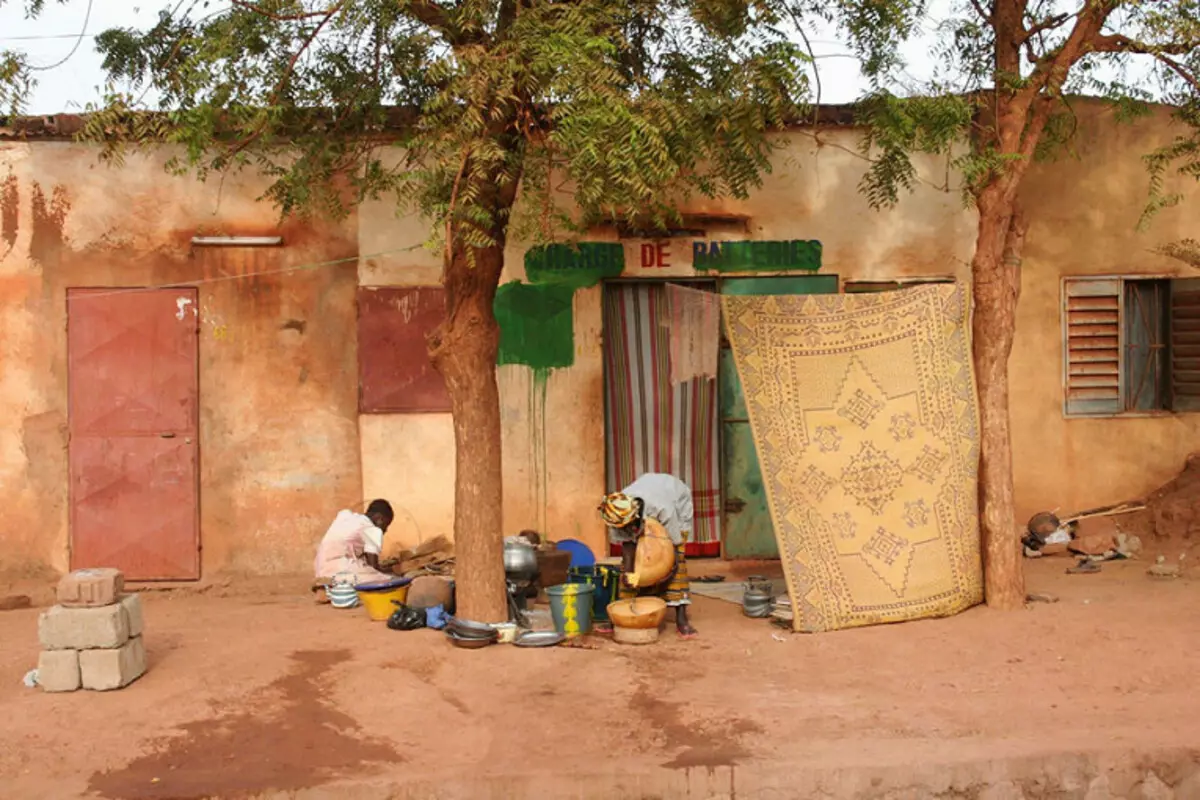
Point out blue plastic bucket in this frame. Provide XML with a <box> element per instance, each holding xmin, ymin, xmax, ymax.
<box><xmin>545</xmin><ymin>583</ymin><xmax>595</xmax><ymax>638</ymax></box>
<box><xmin>567</xmin><ymin>564</ymin><xmax>621</xmax><ymax>622</ymax></box>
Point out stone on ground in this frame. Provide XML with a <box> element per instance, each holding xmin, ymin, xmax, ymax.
<box><xmin>36</xmin><ymin>649</ymin><xmax>80</xmax><ymax>693</ymax></box>
<box><xmin>39</xmin><ymin>603</ymin><xmax>130</xmax><ymax>650</ymax></box>
<box><xmin>118</xmin><ymin>594</ymin><xmax>144</xmax><ymax>637</ymax></box>
<box><xmin>79</xmin><ymin>636</ymin><xmax>146</xmax><ymax>691</ymax></box>
<box><xmin>56</xmin><ymin>568</ymin><xmax>124</xmax><ymax>608</ymax></box>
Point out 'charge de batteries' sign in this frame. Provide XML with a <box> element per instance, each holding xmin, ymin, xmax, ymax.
<box><xmin>523</xmin><ymin>239</ymin><xmax>824</xmax><ymax>282</ymax></box>
<box><xmin>634</xmin><ymin>239</ymin><xmax>822</xmax><ymax>273</ymax></box>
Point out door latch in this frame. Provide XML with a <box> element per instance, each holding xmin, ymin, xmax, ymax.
<box><xmin>724</xmin><ymin>497</ymin><xmax>747</xmax><ymax>514</ymax></box>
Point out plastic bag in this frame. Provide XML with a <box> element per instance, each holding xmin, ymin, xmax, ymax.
<box><xmin>425</xmin><ymin>604</ymin><xmax>447</xmax><ymax>630</ymax></box>
<box><xmin>386</xmin><ymin>603</ymin><xmax>426</xmax><ymax>631</ymax></box>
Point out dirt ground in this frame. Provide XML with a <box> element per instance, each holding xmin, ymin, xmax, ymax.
<box><xmin>2</xmin><ymin>559</ymin><xmax>1200</xmax><ymax>800</ymax></box>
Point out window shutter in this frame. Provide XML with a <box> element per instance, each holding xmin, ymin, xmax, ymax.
<box><xmin>1063</xmin><ymin>278</ymin><xmax>1123</xmax><ymax>416</ymax></box>
<box><xmin>1169</xmin><ymin>278</ymin><xmax>1200</xmax><ymax>412</ymax></box>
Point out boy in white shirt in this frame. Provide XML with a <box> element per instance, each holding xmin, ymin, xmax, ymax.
<box><xmin>312</xmin><ymin>499</ymin><xmax>395</xmax><ymax>602</ymax></box>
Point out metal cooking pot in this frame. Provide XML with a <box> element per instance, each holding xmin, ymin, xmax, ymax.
<box><xmin>503</xmin><ymin>541</ymin><xmax>539</xmax><ymax>581</ymax></box>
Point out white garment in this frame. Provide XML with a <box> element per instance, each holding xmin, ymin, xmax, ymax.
<box><xmin>608</xmin><ymin>473</ymin><xmax>694</xmax><ymax>546</ymax></box>
<box><xmin>313</xmin><ymin>510</ymin><xmax>390</xmax><ymax>583</ymax></box>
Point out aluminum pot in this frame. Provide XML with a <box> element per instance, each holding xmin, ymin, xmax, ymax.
<box><xmin>503</xmin><ymin>541</ymin><xmax>539</xmax><ymax>581</ymax></box>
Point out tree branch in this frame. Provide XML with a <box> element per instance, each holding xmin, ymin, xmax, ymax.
<box><xmin>230</xmin><ymin>0</ymin><xmax>339</xmax><ymax>23</ymax></box>
<box><xmin>406</xmin><ymin>0</ymin><xmax>452</xmax><ymax>35</ymax></box>
<box><xmin>1018</xmin><ymin>12</ymin><xmax>1070</xmax><ymax>45</ymax></box>
<box><xmin>218</xmin><ymin>3</ymin><xmax>342</xmax><ymax>162</ymax></box>
<box><xmin>496</xmin><ymin>0</ymin><xmax>517</xmax><ymax>37</ymax></box>
<box><xmin>1093</xmin><ymin>33</ymin><xmax>1200</xmax><ymax>57</ymax></box>
<box><xmin>968</xmin><ymin>0</ymin><xmax>991</xmax><ymax>25</ymax></box>
<box><xmin>1156</xmin><ymin>52</ymin><xmax>1200</xmax><ymax>95</ymax></box>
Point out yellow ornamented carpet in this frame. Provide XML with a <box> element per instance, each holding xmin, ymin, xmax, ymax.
<box><xmin>723</xmin><ymin>284</ymin><xmax>983</xmax><ymax>632</ymax></box>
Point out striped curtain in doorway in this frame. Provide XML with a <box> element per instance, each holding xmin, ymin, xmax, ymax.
<box><xmin>603</xmin><ymin>283</ymin><xmax>722</xmax><ymax>556</ymax></box>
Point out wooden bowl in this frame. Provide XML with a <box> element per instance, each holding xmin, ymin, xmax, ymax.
<box><xmin>629</xmin><ymin>520</ymin><xmax>675</xmax><ymax>587</ymax></box>
<box><xmin>612</xmin><ymin>625</ymin><xmax>660</xmax><ymax>645</ymax></box>
<box><xmin>607</xmin><ymin>597</ymin><xmax>667</xmax><ymax>629</ymax></box>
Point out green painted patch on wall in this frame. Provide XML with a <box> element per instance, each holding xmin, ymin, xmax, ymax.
<box><xmin>494</xmin><ymin>281</ymin><xmax>575</xmax><ymax>370</ymax></box>
<box><xmin>693</xmin><ymin>239</ymin><xmax>822</xmax><ymax>272</ymax></box>
<box><xmin>524</xmin><ymin>243</ymin><xmax>624</xmax><ymax>287</ymax></box>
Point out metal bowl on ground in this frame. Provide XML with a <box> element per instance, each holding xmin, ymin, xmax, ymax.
<box><xmin>513</xmin><ymin>630</ymin><xmax>565</xmax><ymax>648</ymax></box>
<box><xmin>444</xmin><ymin>629</ymin><xmax>495</xmax><ymax>649</ymax></box>
<box><xmin>447</xmin><ymin>616</ymin><xmax>499</xmax><ymax>639</ymax></box>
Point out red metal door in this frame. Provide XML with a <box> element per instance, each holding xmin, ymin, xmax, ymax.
<box><xmin>68</xmin><ymin>288</ymin><xmax>200</xmax><ymax>580</ymax></box>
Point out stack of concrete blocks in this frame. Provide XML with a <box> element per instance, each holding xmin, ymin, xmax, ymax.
<box><xmin>37</xmin><ymin>568</ymin><xmax>146</xmax><ymax>693</ymax></box>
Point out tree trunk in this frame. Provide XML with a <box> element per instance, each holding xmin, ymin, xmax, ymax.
<box><xmin>429</xmin><ymin>242</ymin><xmax>509</xmax><ymax>623</ymax></box>
<box><xmin>970</xmin><ymin>186</ymin><xmax>1027</xmax><ymax>610</ymax></box>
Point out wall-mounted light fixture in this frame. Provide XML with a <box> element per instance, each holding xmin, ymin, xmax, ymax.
<box><xmin>190</xmin><ymin>236</ymin><xmax>283</xmax><ymax>247</ymax></box>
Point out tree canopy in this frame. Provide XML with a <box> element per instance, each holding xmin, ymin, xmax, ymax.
<box><xmin>82</xmin><ymin>0</ymin><xmax>831</xmax><ymax>246</ymax></box>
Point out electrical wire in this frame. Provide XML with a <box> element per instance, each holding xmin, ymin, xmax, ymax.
<box><xmin>62</xmin><ymin>242</ymin><xmax>428</xmax><ymax>302</ymax></box>
<box><xmin>27</xmin><ymin>0</ymin><xmax>94</xmax><ymax>72</ymax></box>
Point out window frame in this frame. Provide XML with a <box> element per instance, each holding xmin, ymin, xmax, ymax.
<box><xmin>1061</xmin><ymin>274</ymin><xmax>1189</xmax><ymax>419</ymax></box>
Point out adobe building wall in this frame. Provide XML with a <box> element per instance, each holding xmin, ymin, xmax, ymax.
<box><xmin>0</xmin><ymin>142</ymin><xmax>362</xmax><ymax>579</ymax></box>
<box><xmin>359</xmin><ymin>127</ymin><xmax>977</xmax><ymax>556</ymax></box>
<box><xmin>1012</xmin><ymin>101</ymin><xmax>1200</xmax><ymax>523</ymax></box>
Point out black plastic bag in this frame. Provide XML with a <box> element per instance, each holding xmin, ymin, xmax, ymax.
<box><xmin>386</xmin><ymin>602</ymin><xmax>426</xmax><ymax>631</ymax></box>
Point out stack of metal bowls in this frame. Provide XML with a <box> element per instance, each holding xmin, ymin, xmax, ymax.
<box><xmin>444</xmin><ymin>616</ymin><xmax>500</xmax><ymax>649</ymax></box>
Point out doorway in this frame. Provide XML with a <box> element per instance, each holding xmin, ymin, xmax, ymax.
<box><xmin>602</xmin><ymin>281</ymin><xmax>722</xmax><ymax>556</ymax></box>
<box><xmin>67</xmin><ymin>287</ymin><xmax>201</xmax><ymax>580</ymax></box>
<box><xmin>602</xmin><ymin>274</ymin><xmax>839</xmax><ymax>560</ymax></box>
<box><xmin>719</xmin><ymin>275</ymin><xmax>839</xmax><ymax>558</ymax></box>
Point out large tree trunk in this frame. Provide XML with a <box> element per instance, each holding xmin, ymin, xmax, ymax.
<box><xmin>970</xmin><ymin>186</ymin><xmax>1027</xmax><ymax>610</ymax></box>
<box><xmin>429</xmin><ymin>242</ymin><xmax>509</xmax><ymax>623</ymax></box>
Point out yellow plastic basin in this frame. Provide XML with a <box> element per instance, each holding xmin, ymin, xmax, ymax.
<box><xmin>357</xmin><ymin>585</ymin><xmax>410</xmax><ymax>621</ymax></box>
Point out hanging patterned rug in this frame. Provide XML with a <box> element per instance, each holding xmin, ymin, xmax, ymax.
<box><xmin>722</xmin><ymin>284</ymin><xmax>983</xmax><ymax>633</ymax></box>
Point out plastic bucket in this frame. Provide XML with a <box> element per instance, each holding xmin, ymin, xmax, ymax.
<box><xmin>567</xmin><ymin>565</ymin><xmax>621</xmax><ymax>621</ymax></box>
<box><xmin>357</xmin><ymin>586</ymin><xmax>410</xmax><ymax>621</ymax></box>
<box><xmin>355</xmin><ymin>578</ymin><xmax>413</xmax><ymax>622</ymax></box>
<box><xmin>546</xmin><ymin>583</ymin><xmax>595</xmax><ymax>638</ymax></box>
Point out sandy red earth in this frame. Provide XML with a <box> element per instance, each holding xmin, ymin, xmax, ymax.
<box><xmin>1</xmin><ymin>558</ymin><xmax>1200</xmax><ymax>799</ymax></box>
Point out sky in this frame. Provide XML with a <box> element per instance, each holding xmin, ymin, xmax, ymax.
<box><xmin>0</xmin><ymin>0</ymin><xmax>958</xmax><ymax>115</ymax></box>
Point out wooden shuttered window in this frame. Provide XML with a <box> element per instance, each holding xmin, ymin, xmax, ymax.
<box><xmin>1170</xmin><ymin>278</ymin><xmax>1200</xmax><ymax>413</ymax></box>
<box><xmin>357</xmin><ymin>287</ymin><xmax>451</xmax><ymax>414</ymax></box>
<box><xmin>1063</xmin><ymin>278</ymin><xmax>1123</xmax><ymax>416</ymax></box>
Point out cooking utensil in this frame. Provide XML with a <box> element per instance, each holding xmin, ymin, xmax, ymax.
<box><xmin>444</xmin><ymin>630</ymin><xmax>495</xmax><ymax>649</ymax></box>
<box><xmin>503</xmin><ymin>540</ymin><xmax>539</xmax><ymax>581</ymax></box>
<box><xmin>447</xmin><ymin>617</ymin><xmax>500</xmax><ymax>640</ymax></box>
<box><xmin>513</xmin><ymin>631</ymin><xmax>565</xmax><ymax>648</ymax></box>
<box><xmin>607</xmin><ymin>596</ymin><xmax>667</xmax><ymax>629</ymax></box>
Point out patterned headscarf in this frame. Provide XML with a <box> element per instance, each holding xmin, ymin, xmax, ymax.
<box><xmin>598</xmin><ymin>492</ymin><xmax>638</xmax><ymax>528</ymax></box>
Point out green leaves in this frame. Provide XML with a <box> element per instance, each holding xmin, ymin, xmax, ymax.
<box><xmin>73</xmin><ymin>0</ymin><xmax>812</xmax><ymax>254</ymax></box>
<box><xmin>855</xmin><ymin>91</ymin><xmax>972</xmax><ymax>208</ymax></box>
<box><xmin>0</xmin><ymin>0</ymin><xmax>67</xmax><ymax>115</ymax></box>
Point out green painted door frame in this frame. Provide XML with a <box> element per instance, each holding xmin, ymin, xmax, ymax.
<box><xmin>720</xmin><ymin>275</ymin><xmax>838</xmax><ymax>559</ymax></box>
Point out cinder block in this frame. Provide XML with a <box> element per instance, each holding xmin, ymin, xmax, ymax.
<box><xmin>56</xmin><ymin>568</ymin><xmax>124</xmax><ymax>608</ymax></box>
<box><xmin>37</xmin><ymin>649</ymin><xmax>80</xmax><ymax>693</ymax></box>
<box><xmin>80</xmin><ymin>636</ymin><xmax>146</xmax><ymax>691</ymax></box>
<box><xmin>118</xmin><ymin>594</ymin><xmax>144</xmax><ymax>637</ymax></box>
<box><xmin>39</xmin><ymin>603</ymin><xmax>129</xmax><ymax>650</ymax></box>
